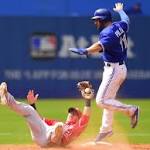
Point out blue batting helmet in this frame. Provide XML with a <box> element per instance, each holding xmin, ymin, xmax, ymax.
<box><xmin>91</xmin><ymin>8</ymin><xmax>112</xmax><ymax>21</ymax></box>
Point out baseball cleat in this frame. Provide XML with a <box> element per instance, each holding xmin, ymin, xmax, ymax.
<box><xmin>0</xmin><ymin>82</ymin><xmax>8</xmax><ymax>105</ymax></box>
<box><xmin>51</xmin><ymin>122</ymin><xmax>63</xmax><ymax>144</ymax></box>
<box><xmin>130</xmin><ymin>106</ymin><xmax>139</xmax><ymax>128</ymax></box>
<box><xmin>95</xmin><ymin>130</ymin><xmax>113</xmax><ymax>143</ymax></box>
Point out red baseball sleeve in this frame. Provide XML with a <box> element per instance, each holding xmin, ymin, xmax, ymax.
<box><xmin>79</xmin><ymin>115</ymin><xmax>89</xmax><ymax>128</ymax></box>
<box><xmin>43</xmin><ymin>118</ymin><xmax>59</xmax><ymax>126</ymax></box>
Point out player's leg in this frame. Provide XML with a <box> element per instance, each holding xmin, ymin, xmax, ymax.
<box><xmin>95</xmin><ymin>64</ymin><xmax>139</xmax><ymax>142</ymax></box>
<box><xmin>0</xmin><ymin>82</ymin><xmax>63</xmax><ymax>147</ymax></box>
<box><xmin>97</xmin><ymin>65</ymin><xmax>138</xmax><ymax>118</ymax></box>
<box><xmin>95</xmin><ymin>65</ymin><xmax>124</xmax><ymax>139</ymax></box>
<box><xmin>95</xmin><ymin>108</ymin><xmax>113</xmax><ymax>142</ymax></box>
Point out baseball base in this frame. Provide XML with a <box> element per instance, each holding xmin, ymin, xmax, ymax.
<box><xmin>81</xmin><ymin>141</ymin><xmax>112</xmax><ymax>147</ymax></box>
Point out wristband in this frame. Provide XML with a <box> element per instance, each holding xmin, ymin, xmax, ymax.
<box><xmin>30</xmin><ymin>103</ymin><xmax>36</xmax><ymax>110</ymax></box>
<box><xmin>85</xmin><ymin>100</ymin><xmax>91</xmax><ymax>107</ymax></box>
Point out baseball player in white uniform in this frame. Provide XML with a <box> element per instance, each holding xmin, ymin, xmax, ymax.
<box><xmin>0</xmin><ymin>81</ymin><xmax>94</xmax><ymax>147</ymax></box>
<box><xmin>0</xmin><ymin>82</ymin><xmax>63</xmax><ymax>147</ymax></box>
<box><xmin>69</xmin><ymin>3</ymin><xmax>139</xmax><ymax>142</ymax></box>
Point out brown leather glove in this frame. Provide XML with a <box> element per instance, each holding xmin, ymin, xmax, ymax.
<box><xmin>77</xmin><ymin>81</ymin><xmax>94</xmax><ymax>100</ymax></box>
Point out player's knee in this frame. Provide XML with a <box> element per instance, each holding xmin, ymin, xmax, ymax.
<box><xmin>96</xmin><ymin>97</ymin><xmax>105</xmax><ymax>108</ymax></box>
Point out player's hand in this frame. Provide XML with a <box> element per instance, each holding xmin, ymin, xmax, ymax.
<box><xmin>113</xmin><ymin>3</ymin><xmax>124</xmax><ymax>12</ymax></box>
<box><xmin>27</xmin><ymin>90</ymin><xmax>39</xmax><ymax>104</ymax></box>
<box><xmin>77</xmin><ymin>81</ymin><xmax>94</xmax><ymax>100</ymax></box>
<box><xmin>69</xmin><ymin>48</ymin><xmax>88</xmax><ymax>55</ymax></box>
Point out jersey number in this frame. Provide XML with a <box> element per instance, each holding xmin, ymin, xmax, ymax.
<box><xmin>120</xmin><ymin>34</ymin><xmax>128</xmax><ymax>51</ymax></box>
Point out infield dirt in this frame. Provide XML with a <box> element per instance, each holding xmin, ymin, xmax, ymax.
<box><xmin>0</xmin><ymin>144</ymin><xmax>150</xmax><ymax>150</ymax></box>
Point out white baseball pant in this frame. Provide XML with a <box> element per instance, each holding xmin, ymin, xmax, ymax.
<box><xmin>96</xmin><ymin>62</ymin><xmax>135</xmax><ymax>133</ymax></box>
<box><xmin>3</xmin><ymin>93</ymin><xmax>56</xmax><ymax>147</ymax></box>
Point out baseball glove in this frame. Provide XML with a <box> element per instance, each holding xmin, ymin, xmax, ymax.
<box><xmin>77</xmin><ymin>81</ymin><xmax>94</xmax><ymax>100</ymax></box>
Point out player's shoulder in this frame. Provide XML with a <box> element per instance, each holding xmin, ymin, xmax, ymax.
<box><xmin>116</xmin><ymin>20</ymin><xmax>128</xmax><ymax>26</ymax></box>
<box><xmin>100</xmin><ymin>25</ymin><xmax>114</xmax><ymax>37</ymax></box>
<box><xmin>100</xmin><ymin>20</ymin><xmax>127</xmax><ymax>36</ymax></box>
<box><xmin>113</xmin><ymin>21</ymin><xmax>129</xmax><ymax>32</ymax></box>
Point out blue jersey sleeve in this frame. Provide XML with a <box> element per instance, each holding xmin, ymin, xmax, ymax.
<box><xmin>118</xmin><ymin>10</ymin><xmax>130</xmax><ymax>32</ymax></box>
<box><xmin>118</xmin><ymin>10</ymin><xmax>130</xmax><ymax>24</ymax></box>
<box><xmin>119</xmin><ymin>21</ymin><xmax>129</xmax><ymax>32</ymax></box>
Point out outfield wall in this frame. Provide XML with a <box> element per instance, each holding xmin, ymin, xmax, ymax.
<box><xmin>0</xmin><ymin>16</ymin><xmax>149</xmax><ymax>98</ymax></box>
<box><xmin>0</xmin><ymin>0</ymin><xmax>150</xmax><ymax>16</ymax></box>
<box><xmin>0</xmin><ymin>0</ymin><xmax>149</xmax><ymax>16</ymax></box>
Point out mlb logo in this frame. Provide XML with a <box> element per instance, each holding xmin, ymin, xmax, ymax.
<box><xmin>30</xmin><ymin>32</ymin><xmax>57</xmax><ymax>58</ymax></box>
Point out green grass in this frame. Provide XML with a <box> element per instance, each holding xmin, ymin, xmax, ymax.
<box><xmin>0</xmin><ymin>99</ymin><xmax>149</xmax><ymax>144</ymax></box>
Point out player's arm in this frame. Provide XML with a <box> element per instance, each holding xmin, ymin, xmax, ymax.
<box><xmin>69</xmin><ymin>42</ymin><xmax>103</xmax><ymax>56</ymax></box>
<box><xmin>27</xmin><ymin>90</ymin><xmax>46</xmax><ymax>120</ymax></box>
<box><xmin>27</xmin><ymin>90</ymin><xmax>58</xmax><ymax>125</ymax></box>
<box><xmin>82</xmin><ymin>99</ymin><xmax>91</xmax><ymax>116</ymax></box>
<box><xmin>113</xmin><ymin>3</ymin><xmax>130</xmax><ymax>24</ymax></box>
<box><xmin>86</xmin><ymin>42</ymin><xmax>103</xmax><ymax>54</ymax></box>
<box><xmin>77</xmin><ymin>81</ymin><xmax>94</xmax><ymax>116</ymax></box>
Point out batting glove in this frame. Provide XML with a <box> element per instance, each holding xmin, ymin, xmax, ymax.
<box><xmin>69</xmin><ymin>48</ymin><xmax>88</xmax><ymax>55</ymax></box>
